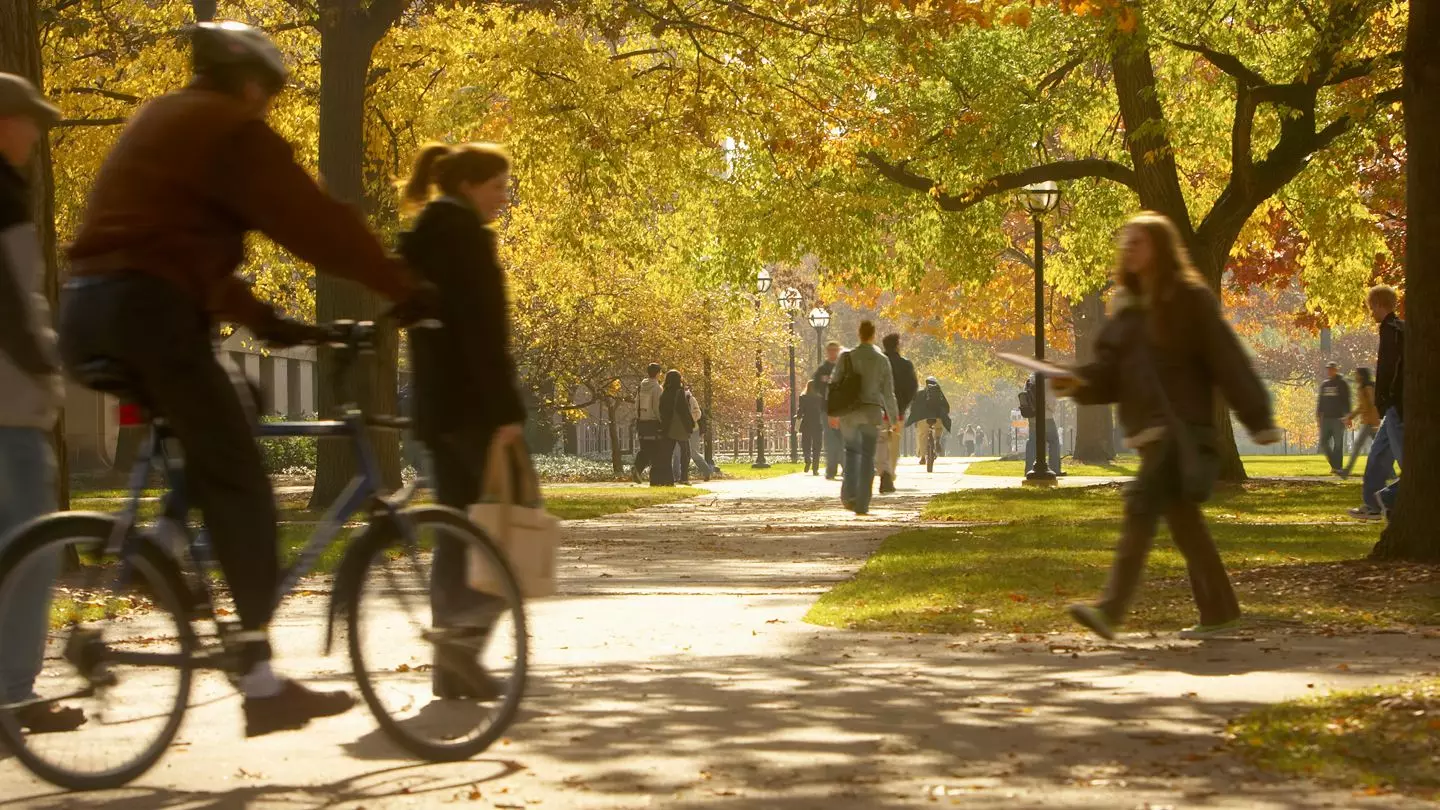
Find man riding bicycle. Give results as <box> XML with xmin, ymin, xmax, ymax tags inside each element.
<box><xmin>906</xmin><ymin>377</ymin><xmax>952</xmax><ymax>464</ymax></box>
<box><xmin>59</xmin><ymin>22</ymin><xmax>433</xmax><ymax>737</ymax></box>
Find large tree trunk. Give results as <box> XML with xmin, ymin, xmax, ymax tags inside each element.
<box><xmin>309</xmin><ymin>1</ymin><xmax>403</xmax><ymax>507</ymax></box>
<box><xmin>1070</xmin><ymin>289</ymin><xmax>1114</xmax><ymax>464</ymax></box>
<box><xmin>2</xmin><ymin>0</ymin><xmax>69</xmax><ymax>508</ymax></box>
<box><xmin>1111</xmin><ymin>13</ymin><xmax>1247</xmax><ymax>482</ymax></box>
<box><xmin>1372</xmin><ymin>0</ymin><xmax>1439</xmax><ymax>562</ymax></box>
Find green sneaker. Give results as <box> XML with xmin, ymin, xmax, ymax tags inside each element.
<box><xmin>1178</xmin><ymin>619</ymin><xmax>1243</xmax><ymax>639</ymax></box>
<box><xmin>1066</xmin><ymin>604</ymin><xmax>1116</xmax><ymax>640</ymax></box>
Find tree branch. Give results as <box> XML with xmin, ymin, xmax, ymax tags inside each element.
<box><xmin>861</xmin><ymin>153</ymin><xmax>1137</xmax><ymax>212</ymax></box>
<box><xmin>1168</xmin><ymin>39</ymin><xmax>1269</xmax><ymax>87</ymax></box>
<box><xmin>54</xmin><ymin>117</ymin><xmax>128</xmax><ymax>128</ymax></box>
<box><xmin>55</xmin><ymin>86</ymin><xmax>140</xmax><ymax>103</ymax></box>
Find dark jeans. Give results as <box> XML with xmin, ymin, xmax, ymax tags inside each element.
<box><xmin>650</xmin><ymin>438</ymin><xmax>677</xmax><ymax>486</ymax></box>
<box><xmin>427</xmin><ymin>428</ymin><xmax>510</xmax><ymax>629</ymax></box>
<box><xmin>801</xmin><ymin>428</ymin><xmax>822</xmax><ymax>472</ymax></box>
<box><xmin>1096</xmin><ymin>438</ymin><xmax>1239</xmax><ymax>627</ymax></box>
<box><xmin>1025</xmin><ymin>418</ymin><xmax>1063</xmax><ymax>474</ymax></box>
<box><xmin>633</xmin><ymin>426</ymin><xmax>660</xmax><ymax>475</ymax></box>
<box><xmin>59</xmin><ymin>276</ymin><xmax>278</xmax><ymax>662</ymax></box>
<box><xmin>1319</xmin><ymin>417</ymin><xmax>1346</xmax><ymax>472</ymax></box>
<box><xmin>673</xmin><ymin>437</ymin><xmax>691</xmax><ymax>483</ymax></box>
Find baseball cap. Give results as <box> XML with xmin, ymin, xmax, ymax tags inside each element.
<box><xmin>0</xmin><ymin>73</ymin><xmax>61</xmax><ymax>129</ymax></box>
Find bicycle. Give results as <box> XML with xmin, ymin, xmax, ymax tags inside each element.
<box><xmin>0</xmin><ymin>320</ymin><xmax>527</xmax><ymax>791</ymax></box>
<box><xmin>921</xmin><ymin>419</ymin><xmax>941</xmax><ymax>473</ymax></box>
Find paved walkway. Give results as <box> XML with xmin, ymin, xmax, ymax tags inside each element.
<box><xmin>4</xmin><ymin>459</ymin><xmax>1436</xmax><ymax>809</ymax></box>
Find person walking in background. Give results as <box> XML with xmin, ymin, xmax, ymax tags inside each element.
<box><xmin>879</xmin><ymin>333</ymin><xmax>918</xmax><ymax>494</ymax></box>
<box><xmin>1056</xmin><ymin>211</ymin><xmax>1280</xmax><ymax>641</ymax></box>
<box><xmin>400</xmin><ymin>141</ymin><xmax>529</xmax><ymax>702</ymax></box>
<box><xmin>962</xmin><ymin>425</ymin><xmax>976</xmax><ymax>456</ymax></box>
<box><xmin>813</xmin><ymin>340</ymin><xmax>844</xmax><ymax>480</ymax></box>
<box><xmin>1349</xmin><ymin>285</ymin><xmax>1404</xmax><ymax>521</ymax></box>
<box><xmin>0</xmin><ymin>73</ymin><xmax>84</xmax><ymax>733</ymax></box>
<box><xmin>673</xmin><ymin>382</ymin><xmax>702</xmax><ymax>484</ymax></box>
<box><xmin>653</xmin><ymin>369</ymin><xmax>691</xmax><ymax>487</ymax></box>
<box><xmin>797</xmin><ymin>379</ymin><xmax>825</xmax><ymax>475</ymax></box>
<box><xmin>1024</xmin><ymin>375</ymin><xmax>1064</xmax><ymax>475</ymax></box>
<box><xmin>1315</xmin><ymin>361</ymin><xmax>1351</xmax><ymax>476</ymax></box>
<box><xmin>1343</xmin><ymin>367</ymin><xmax>1379</xmax><ymax>478</ymax></box>
<box><xmin>906</xmin><ymin>377</ymin><xmax>952</xmax><ymax>466</ymax></box>
<box><xmin>632</xmin><ymin>362</ymin><xmax>663</xmax><ymax>483</ymax></box>
<box><xmin>827</xmin><ymin>321</ymin><xmax>899</xmax><ymax>515</ymax></box>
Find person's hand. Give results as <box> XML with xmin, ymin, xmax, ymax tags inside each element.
<box><xmin>1252</xmin><ymin>427</ymin><xmax>1284</xmax><ymax>446</ymax></box>
<box><xmin>253</xmin><ymin>315</ymin><xmax>322</xmax><ymax>348</ymax></box>
<box><xmin>493</xmin><ymin>422</ymin><xmax>525</xmax><ymax>447</ymax></box>
<box><xmin>1049</xmin><ymin>375</ymin><xmax>1082</xmax><ymax>397</ymax></box>
<box><xmin>387</xmin><ymin>281</ymin><xmax>441</xmax><ymax>326</ymax></box>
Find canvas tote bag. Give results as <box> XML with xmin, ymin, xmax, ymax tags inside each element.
<box><xmin>466</xmin><ymin>435</ymin><xmax>560</xmax><ymax>598</ymax></box>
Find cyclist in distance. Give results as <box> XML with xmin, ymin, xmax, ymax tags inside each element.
<box><xmin>906</xmin><ymin>377</ymin><xmax>952</xmax><ymax>463</ymax></box>
<box><xmin>58</xmin><ymin>21</ymin><xmax>435</xmax><ymax>737</ymax></box>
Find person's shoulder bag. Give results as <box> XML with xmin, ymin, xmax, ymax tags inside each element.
<box><xmin>826</xmin><ymin>351</ymin><xmax>861</xmax><ymax>417</ymax></box>
<box><xmin>467</xmin><ymin>433</ymin><xmax>560</xmax><ymax>598</ymax></box>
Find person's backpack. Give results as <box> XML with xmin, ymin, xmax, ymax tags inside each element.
<box><xmin>826</xmin><ymin>352</ymin><xmax>861</xmax><ymax>417</ymax></box>
<box><xmin>1017</xmin><ymin>381</ymin><xmax>1036</xmax><ymax>419</ymax></box>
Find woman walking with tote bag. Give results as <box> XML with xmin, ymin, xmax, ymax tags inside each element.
<box><xmin>400</xmin><ymin>142</ymin><xmax>528</xmax><ymax>699</ymax></box>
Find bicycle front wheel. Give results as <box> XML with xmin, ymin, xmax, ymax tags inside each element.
<box><xmin>0</xmin><ymin>515</ymin><xmax>196</xmax><ymax>791</ymax></box>
<box><xmin>342</xmin><ymin>506</ymin><xmax>527</xmax><ymax>762</ymax></box>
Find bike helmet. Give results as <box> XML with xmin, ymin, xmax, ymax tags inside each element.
<box><xmin>190</xmin><ymin>21</ymin><xmax>288</xmax><ymax>95</ymax></box>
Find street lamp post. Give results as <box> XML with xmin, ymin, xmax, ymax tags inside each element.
<box><xmin>1021</xmin><ymin>180</ymin><xmax>1061</xmax><ymax>485</ymax></box>
<box><xmin>753</xmin><ymin>267</ymin><xmax>773</xmax><ymax>469</ymax></box>
<box><xmin>780</xmin><ymin>287</ymin><xmax>803</xmax><ymax>464</ymax></box>
<box><xmin>807</xmin><ymin>306</ymin><xmax>830</xmax><ymax>368</ymax></box>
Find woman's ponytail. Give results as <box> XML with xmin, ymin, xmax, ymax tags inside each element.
<box><xmin>403</xmin><ymin>143</ymin><xmax>452</xmax><ymax>204</ymax></box>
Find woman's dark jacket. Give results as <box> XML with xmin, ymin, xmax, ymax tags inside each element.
<box><xmin>400</xmin><ymin>197</ymin><xmax>526</xmax><ymax>443</ymax></box>
<box><xmin>797</xmin><ymin>391</ymin><xmax>825</xmax><ymax>434</ymax></box>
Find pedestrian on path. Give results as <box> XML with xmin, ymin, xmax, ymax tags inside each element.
<box><xmin>797</xmin><ymin>379</ymin><xmax>825</xmax><ymax>475</ymax></box>
<box><xmin>812</xmin><ymin>341</ymin><xmax>844</xmax><ymax>480</ymax></box>
<box><xmin>672</xmin><ymin>382</ymin><xmax>701</xmax><ymax>484</ymax></box>
<box><xmin>653</xmin><ymin>369</ymin><xmax>691</xmax><ymax>487</ymax></box>
<box><xmin>1315</xmin><ymin>361</ymin><xmax>1350</xmax><ymax>476</ymax></box>
<box><xmin>1349</xmin><ymin>285</ymin><xmax>1404</xmax><ymax>521</ymax></box>
<box><xmin>0</xmin><ymin>73</ymin><xmax>83</xmax><ymax>734</ymax></box>
<box><xmin>880</xmin><ymin>333</ymin><xmax>918</xmax><ymax>493</ymax></box>
<box><xmin>400</xmin><ymin>140</ymin><xmax>528</xmax><ymax>700</ymax></box>
<box><xmin>632</xmin><ymin>362</ymin><xmax>662</xmax><ymax>483</ymax></box>
<box><xmin>827</xmin><ymin>321</ymin><xmax>899</xmax><ymax>516</ymax></box>
<box><xmin>1054</xmin><ymin>212</ymin><xmax>1280</xmax><ymax>641</ymax></box>
<box><xmin>1342</xmin><ymin>367</ymin><xmax>1378</xmax><ymax>478</ymax></box>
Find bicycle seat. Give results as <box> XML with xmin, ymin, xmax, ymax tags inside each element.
<box><xmin>72</xmin><ymin>358</ymin><xmax>141</xmax><ymax>401</ymax></box>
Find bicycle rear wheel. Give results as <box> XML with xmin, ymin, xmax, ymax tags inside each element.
<box><xmin>342</xmin><ymin>507</ymin><xmax>527</xmax><ymax>761</ymax></box>
<box><xmin>0</xmin><ymin>515</ymin><xmax>195</xmax><ymax>790</ymax></box>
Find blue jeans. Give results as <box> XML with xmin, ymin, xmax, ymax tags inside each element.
<box><xmin>841</xmin><ymin>421</ymin><xmax>879</xmax><ymax>514</ymax></box>
<box><xmin>1361</xmin><ymin>408</ymin><xmax>1403</xmax><ymax>511</ymax></box>
<box><xmin>824</xmin><ymin>425</ymin><xmax>844</xmax><ymax>478</ymax></box>
<box><xmin>1319</xmin><ymin>417</ymin><xmax>1346</xmax><ymax>472</ymax></box>
<box><xmin>0</xmin><ymin>427</ymin><xmax>60</xmax><ymax>703</ymax></box>
<box><xmin>1025</xmin><ymin>418</ymin><xmax>1063</xmax><ymax>475</ymax></box>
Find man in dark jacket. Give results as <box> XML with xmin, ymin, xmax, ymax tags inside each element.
<box><xmin>880</xmin><ymin>333</ymin><xmax>918</xmax><ymax>493</ymax></box>
<box><xmin>813</xmin><ymin>341</ymin><xmax>843</xmax><ymax>479</ymax></box>
<box><xmin>57</xmin><ymin>24</ymin><xmax>428</xmax><ymax>737</ymax></box>
<box><xmin>0</xmin><ymin>73</ymin><xmax>85</xmax><ymax>734</ymax></box>
<box><xmin>1351</xmin><ymin>285</ymin><xmax>1404</xmax><ymax>520</ymax></box>
<box><xmin>906</xmin><ymin>377</ymin><xmax>952</xmax><ymax>461</ymax></box>
<box><xmin>1315</xmin><ymin>361</ymin><xmax>1351</xmax><ymax>475</ymax></box>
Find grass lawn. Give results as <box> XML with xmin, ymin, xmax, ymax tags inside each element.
<box><xmin>964</xmin><ymin>453</ymin><xmax>1368</xmax><ymax>479</ymax></box>
<box><xmin>713</xmin><ymin>461</ymin><xmax>807</xmax><ymax>480</ymax></box>
<box><xmin>806</xmin><ymin>480</ymin><xmax>1436</xmax><ymax>635</ymax></box>
<box><xmin>1227</xmin><ymin>679</ymin><xmax>1440</xmax><ymax>800</ymax></box>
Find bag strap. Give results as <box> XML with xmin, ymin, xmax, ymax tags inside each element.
<box><xmin>482</xmin><ymin>435</ymin><xmax>516</xmax><ymax>504</ymax></box>
<box><xmin>483</xmin><ymin>432</ymin><xmax>542</xmax><ymax>506</ymax></box>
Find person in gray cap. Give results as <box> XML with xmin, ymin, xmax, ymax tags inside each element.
<box><xmin>1316</xmin><ymin>360</ymin><xmax>1350</xmax><ymax>476</ymax></box>
<box><xmin>0</xmin><ymin>72</ymin><xmax>82</xmax><ymax>733</ymax></box>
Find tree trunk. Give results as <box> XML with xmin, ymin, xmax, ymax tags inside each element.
<box><xmin>309</xmin><ymin>2</ymin><xmax>402</xmax><ymax>507</ymax></box>
<box><xmin>606</xmin><ymin>398</ymin><xmax>623</xmax><ymax>475</ymax></box>
<box><xmin>1372</xmin><ymin>0</ymin><xmax>1439</xmax><ymax>561</ymax></box>
<box><xmin>1</xmin><ymin>0</ymin><xmax>69</xmax><ymax>508</ymax></box>
<box><xmin>1070</xmin><ymin>289</ymin><xmax>1114</xmax><ymax>464</ymax></box>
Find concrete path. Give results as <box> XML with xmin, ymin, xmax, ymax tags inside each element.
<box><xmin>3</xmin><ymin>458</ymin><xmax>1436</xmax><ymax>809</ymax></box>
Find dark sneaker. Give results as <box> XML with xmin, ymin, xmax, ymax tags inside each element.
<box><xmin>434</xmin><ymin>645</ymin><xmax>504</xmax><ymax>702</ymax></box>
<box><xmin>243</xmin><ymin>680</ymin><xmax>355</xmax><ymax>738</ymax></box>
<box><xmin>13</xmin><ymin>702</ymin><xmax>86</xmax><ymax>734</ymax></box>
<box><xmin>1067</xmin><ymin>604</ymin><xmax>1116</xmax><ymax>640</ymax></box>
<box><xmin>1178</xmin><ymin>618</ymin><xmax>1243</xmax><ymax>639</ymax></box>
<box><xmin>879</xmin><ymin>473</ymin><xmax>895</xmax><ymax>494</ymax></box>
